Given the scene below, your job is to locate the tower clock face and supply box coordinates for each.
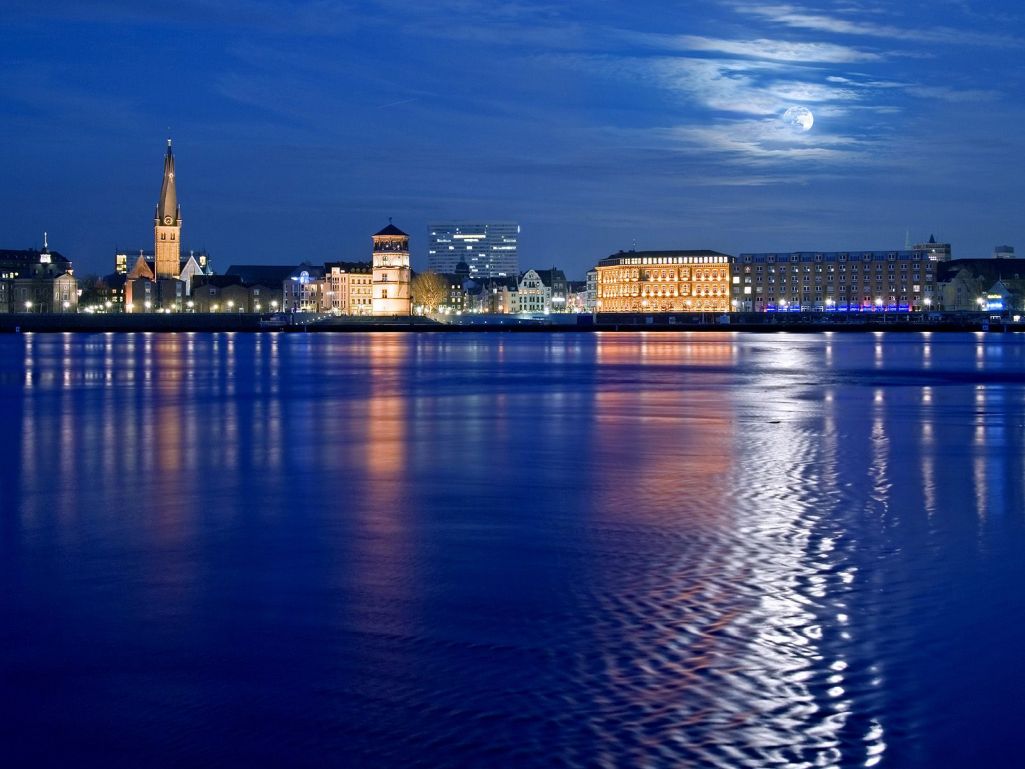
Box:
[164,216,172,225]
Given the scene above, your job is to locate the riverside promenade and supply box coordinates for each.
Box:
[0,312,1016,334]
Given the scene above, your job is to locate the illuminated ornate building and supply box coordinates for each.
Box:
[154,139,182,279]
[516,269,548,313]
[515,268,568,313]
[595,250,731,313]
[122,140,203,311]
[372,222,411,316]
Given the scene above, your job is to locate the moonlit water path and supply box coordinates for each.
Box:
[1,332,1023,768]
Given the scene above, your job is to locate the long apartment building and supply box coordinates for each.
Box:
[731,250,938,312]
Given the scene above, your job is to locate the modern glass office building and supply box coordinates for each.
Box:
[428,223,519,278]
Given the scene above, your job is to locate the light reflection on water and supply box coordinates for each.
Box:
[1,331,1025,768]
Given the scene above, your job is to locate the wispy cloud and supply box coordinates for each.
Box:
[733,3,1020,47]
[905,85,1002,103]
[660,118,875,168]
[637,33,884,63]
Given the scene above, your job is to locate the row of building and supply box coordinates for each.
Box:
[591,246,1025,315]
[145,249,1024,317]
[4,139,1024,316]
[103,261,583,316]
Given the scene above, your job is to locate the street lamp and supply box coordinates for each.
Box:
[24,300,32,312]
[144,300,152,311]
[186,300,194,312]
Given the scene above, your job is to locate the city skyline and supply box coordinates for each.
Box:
[2,2,1023,278]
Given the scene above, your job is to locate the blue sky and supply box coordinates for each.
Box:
[2,0,1023,277]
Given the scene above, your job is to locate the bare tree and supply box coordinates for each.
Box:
[411,271,448,314]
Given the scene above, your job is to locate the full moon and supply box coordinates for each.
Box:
[782,106,814,132]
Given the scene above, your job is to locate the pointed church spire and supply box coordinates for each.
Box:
[154,138,183,281]
[156,138,178,224]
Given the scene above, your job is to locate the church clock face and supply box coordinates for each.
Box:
[164,216,172,225]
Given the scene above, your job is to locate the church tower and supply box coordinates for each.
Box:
[154,138,182,279]
[371,220,411,316]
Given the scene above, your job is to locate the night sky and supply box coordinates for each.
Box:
[2,1,1023,278]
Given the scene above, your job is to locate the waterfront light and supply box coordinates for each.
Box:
[25,300,32,311]
[144,301,152,310]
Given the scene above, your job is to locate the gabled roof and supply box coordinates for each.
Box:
[127,255,155,280]
[531,268,567,287]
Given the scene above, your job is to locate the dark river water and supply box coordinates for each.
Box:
[1,331,1023,768]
